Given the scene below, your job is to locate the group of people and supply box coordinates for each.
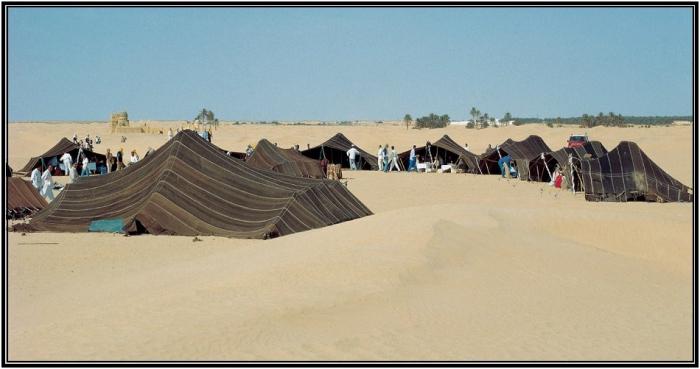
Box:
[30,165,56,201]
[72,133,100,151]
[105,148,140,173]
[376,145,401,172]
[344,142,476,173]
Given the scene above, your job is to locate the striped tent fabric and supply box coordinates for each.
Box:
[578,141,692,202]
[479,136,555,181]
[550,141,608,168]
[499,136,553,181]
[397,135,481,173]
[7,177,48,218]
[301,133,378,170]
[549,141,609,191]
[478,139,515,175]
[16,137,106,176]
[22,130,373,238]
[246,139,325,178]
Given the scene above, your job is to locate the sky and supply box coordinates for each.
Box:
[7,7,694,121]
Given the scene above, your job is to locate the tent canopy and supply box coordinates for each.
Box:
[549,141,608,191]
[246,139,325,178]
[397,135,481,173]
[578,141,692,202]
[301,133,378,170]
[23,130,373,238]
[478,136,554,181]
[7,177,47,218]
[17,138,106,175]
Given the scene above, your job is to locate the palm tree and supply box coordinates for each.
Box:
[403,114,413,130]
[470,107,479,125]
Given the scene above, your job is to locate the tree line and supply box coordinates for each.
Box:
[512,114,691,127]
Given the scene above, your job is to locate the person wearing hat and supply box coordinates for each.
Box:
[346,144,360,170]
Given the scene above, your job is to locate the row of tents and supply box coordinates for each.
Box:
[243,132,692,204]
[8,130,692,238]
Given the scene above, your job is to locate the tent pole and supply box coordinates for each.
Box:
[569,154,576,194]
[541,153,553,182]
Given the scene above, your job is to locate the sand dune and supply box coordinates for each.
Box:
[7,123,693,361]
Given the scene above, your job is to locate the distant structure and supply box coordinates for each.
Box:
[110,112,130,130]
[110,111,163,134]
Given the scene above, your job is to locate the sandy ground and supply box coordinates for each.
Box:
[6,123,694,361]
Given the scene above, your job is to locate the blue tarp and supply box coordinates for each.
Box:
[88,218,125,233]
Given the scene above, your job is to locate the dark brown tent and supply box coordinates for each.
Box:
[246,139,325,178]
[478,136,554,181]
[301,133,378,170]
[7,177,48,219]
[477,139,514,175]
[578,141,692,202]
[21,131,372,238]
[397,135,481,173]
[16,138,106,176]
[549,141,608,191]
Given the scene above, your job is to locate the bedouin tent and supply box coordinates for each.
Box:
[7,177,48,219]
[478,139,514,175]
[19,130,372,239]
[397,135,481,173]
[577,141,692,202]
[16,138,106,176]
[246,139,325,178]
[478,136,554,181]
[301,133,378,170]
[549,141,608,191]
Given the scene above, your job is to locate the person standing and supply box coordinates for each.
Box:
[408,145,417,172]
[346,145,360,170]
[168,128,173,140]
[60,152,72,175]
[30,165,43,191]
[130,150,140,165]
[106,149,113,173]
[464,143,470,152]
[81,155,90,176]
[41,165,55,201]
[69,163,79,183]
[116,149,125,170]
[377,145,384,171]
[386,146,401,172]
[382,144,390,172]
[497,155,512,178]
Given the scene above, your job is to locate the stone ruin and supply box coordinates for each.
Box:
[111,112,130,129]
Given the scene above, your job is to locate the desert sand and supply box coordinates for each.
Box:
[6,122,694,361]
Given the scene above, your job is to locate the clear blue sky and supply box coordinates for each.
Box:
[8,7,693,121]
